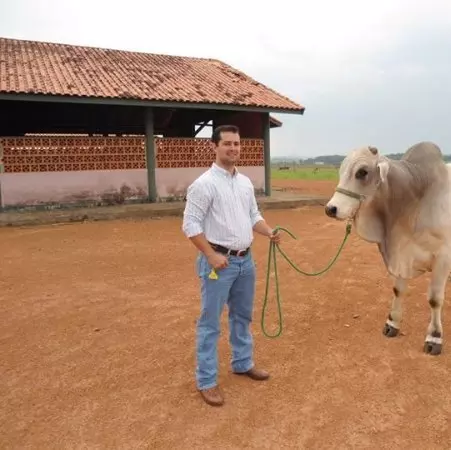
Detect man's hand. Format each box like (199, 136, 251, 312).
(269, 228, 281, 244)
(253, 220, 281, 244)
(206, 252, 229, 270)
(188, 234, 229, 269)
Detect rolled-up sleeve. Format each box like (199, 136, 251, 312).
(182, 180, 212, 238)
(250, 191, 264, 227)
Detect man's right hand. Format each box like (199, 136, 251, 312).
(206, 252, 229, 270)
(187, 233, 229, 270)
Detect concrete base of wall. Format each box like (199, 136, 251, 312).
(0, 193, 328, 227)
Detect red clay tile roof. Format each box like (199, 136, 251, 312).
(0, 37, 304, 112)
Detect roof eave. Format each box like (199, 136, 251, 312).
(269, 116, 283, 128)
(0, 92, 305, 115)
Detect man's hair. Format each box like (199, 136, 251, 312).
(211, 124, 240, 145)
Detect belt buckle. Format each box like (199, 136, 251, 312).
(236, 249, 246, 256)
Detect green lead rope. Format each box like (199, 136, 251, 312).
(261, 222, 353, 338)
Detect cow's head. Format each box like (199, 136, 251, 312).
(325, 145, 389, 220)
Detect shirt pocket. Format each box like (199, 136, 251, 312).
(238, 184, 253, 209)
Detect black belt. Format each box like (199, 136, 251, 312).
(209, 242, 250, 257)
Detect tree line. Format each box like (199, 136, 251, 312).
(272, 153, 451, 167)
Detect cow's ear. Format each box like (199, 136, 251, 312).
(377, 160, 390, 184)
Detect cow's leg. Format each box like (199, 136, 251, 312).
(424, 257, 450, 355)
(383, 277, 407, 338)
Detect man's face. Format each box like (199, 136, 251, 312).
(214, 131, 241, 166)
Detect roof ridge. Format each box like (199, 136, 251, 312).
(0, 35, 218, 62)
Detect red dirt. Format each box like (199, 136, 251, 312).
(1, 182, 451, 449)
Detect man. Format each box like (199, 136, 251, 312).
(182, 124, 281, 407)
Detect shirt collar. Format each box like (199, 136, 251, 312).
(211, 162, 238, 177)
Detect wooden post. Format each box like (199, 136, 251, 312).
(145, 107, 157, 202)
(263, 112, 271, 196)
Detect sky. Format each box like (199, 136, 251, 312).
(1, 0, 451, 158)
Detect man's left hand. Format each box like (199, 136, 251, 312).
(269, 228, 281, 244)
(253, 220, 282, 244)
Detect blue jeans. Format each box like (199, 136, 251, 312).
(195, 251, 256, 390)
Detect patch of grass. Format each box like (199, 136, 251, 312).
(271, 165, 339, 181)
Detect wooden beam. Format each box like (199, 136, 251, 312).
(194, 121, 209, 136)
(0, 93, 305, 115)
(145, 108, 157, 202)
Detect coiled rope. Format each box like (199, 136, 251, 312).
(261, 222, 353, 338)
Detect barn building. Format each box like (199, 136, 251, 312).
(0, 37, 305, 210)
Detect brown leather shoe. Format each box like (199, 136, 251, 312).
(235, 367, 270, 381)
(199, 386, 224, 407)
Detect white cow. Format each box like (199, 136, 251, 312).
(325, 141, 451, 355)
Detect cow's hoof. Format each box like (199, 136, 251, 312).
(383, 323, 399, 337)
(424, 341, 442, 355)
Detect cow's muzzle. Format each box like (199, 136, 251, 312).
(325, 187, 366, 220)
(325, 205, 337, 217)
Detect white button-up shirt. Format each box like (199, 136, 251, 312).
(182, 163, 264, 250)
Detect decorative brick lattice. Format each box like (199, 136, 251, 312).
(155, 138, 264, 168)
(0, 136, 264, 173)
(1, 136, 146, 173)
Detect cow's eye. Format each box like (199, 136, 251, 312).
(355, 168, 368, 179)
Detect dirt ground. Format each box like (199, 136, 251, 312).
(1, 180, 451, 449)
